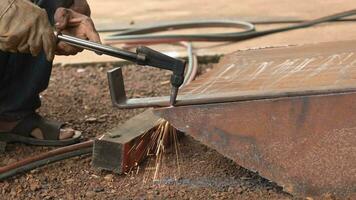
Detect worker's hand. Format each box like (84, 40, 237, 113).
(54, 8, 101, 55)
(0, 0, 56, 61)
(70, 0, 91, 16)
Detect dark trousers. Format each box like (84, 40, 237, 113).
(0, 0, 66, 121)
(0, 52, 52, 121)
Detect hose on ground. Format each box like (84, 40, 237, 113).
(0, 140, 93, 180)
(104, 9, 356, 45)
(0, 147, 92, 181)
(97, 17, 356, 33)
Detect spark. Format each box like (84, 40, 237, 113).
(124, 119, 183, 184)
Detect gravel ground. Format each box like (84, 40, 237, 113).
(0, 63, 292, 199)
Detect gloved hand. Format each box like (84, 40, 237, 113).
(54, 7, 100, 56)
(0, 0, 56, 61)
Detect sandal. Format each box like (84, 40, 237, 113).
(0, 113, 81, 146)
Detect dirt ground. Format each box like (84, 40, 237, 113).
(1, 63, 293, 199)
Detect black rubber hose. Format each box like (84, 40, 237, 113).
(110, 20, 255, 37)
(104, 9, 356, 43)
(97, 17, 356, 33)
(0, 148, 92, 181)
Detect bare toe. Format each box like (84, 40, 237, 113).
(59, 128, 75, 140)
(30, 128, 76, 140)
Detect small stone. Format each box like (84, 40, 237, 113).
(227, 186, 234, 192)
(94, 187, 104, 193)
(91, 174, 100, 179)
(66, 193, 75, 200)
(10, 188, 16, 196)
(322, 193, 336, 200)
(76, 68, 86, 73)
(236, 187, 244, 194)
(97, 118, 106, 123)
(178, 190, 185, 197)
(86, 191, 95, 198)
(30, 181, 41, 191)
(104, 174, 114, 182)
(99, 114, 108, 118)
(85, 117, 97, 123)
(30, 169, 40, 174)
(65, 178, 75, 184)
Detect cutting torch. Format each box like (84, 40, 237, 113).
(56, 33, 186, 106)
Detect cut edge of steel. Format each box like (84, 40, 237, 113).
(107, 67, 356, 108)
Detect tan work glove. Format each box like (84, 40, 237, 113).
(0, 0, 56, 61)
(54, 8, 100, 55)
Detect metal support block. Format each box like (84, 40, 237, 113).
(92, 109, 160, 173)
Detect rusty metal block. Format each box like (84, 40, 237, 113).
(92, 109, 160, 173)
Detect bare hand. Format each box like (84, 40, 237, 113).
(70, 0, 91, 16)
(54, 8, 100, 56)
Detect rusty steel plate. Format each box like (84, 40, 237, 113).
(109, 40, 356, 108)
(180, 40, 356, 99)
(154, 92, 356, 198)
(152, 40, 356, 198)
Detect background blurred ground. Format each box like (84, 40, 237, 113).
(56, 0, 356, 64)
(2, 0, 356, 199)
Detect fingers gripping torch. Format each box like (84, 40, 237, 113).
(57, 34, 186, 106)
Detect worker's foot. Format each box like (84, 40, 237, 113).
(0, 113, 81, 146)
(0, 120, 75, 140)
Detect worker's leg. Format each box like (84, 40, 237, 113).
(0, 51, 78, 143)
(0, 1, 80, 145)
(0, 51, 51, 121)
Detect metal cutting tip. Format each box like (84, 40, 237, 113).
(170, 87, 179, 106)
